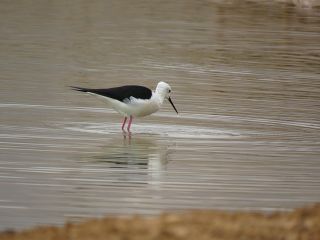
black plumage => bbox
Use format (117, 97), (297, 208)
(70, 85), (153, 102)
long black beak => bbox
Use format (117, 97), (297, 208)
(168, 97), (178, 114)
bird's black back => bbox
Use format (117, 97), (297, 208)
(70, 85), (153, 102)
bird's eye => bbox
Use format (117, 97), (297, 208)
(168, 89), (171, 93)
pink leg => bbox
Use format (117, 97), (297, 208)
(127, 116), (133, 132)
(121, 117), (127, 131)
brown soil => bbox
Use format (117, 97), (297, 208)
(1, 204), (320, 240)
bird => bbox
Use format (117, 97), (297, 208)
(70, 81), (178, 132)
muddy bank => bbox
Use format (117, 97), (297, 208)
(1, 204), (319, 240)
(276, 0), (320, 7)
(211, 0), (320, 8)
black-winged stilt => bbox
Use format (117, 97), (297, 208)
(70, 81), (178, 132)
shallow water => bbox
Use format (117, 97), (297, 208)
(1, 0), (320, 231)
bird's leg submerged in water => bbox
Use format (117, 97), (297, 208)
(121, 116), (133, 134)
(127, 116), (133, 132)
(121, 117), (127, 131)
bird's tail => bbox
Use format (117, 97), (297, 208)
(69, 86), (90, 93)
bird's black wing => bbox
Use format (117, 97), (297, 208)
(70, 85), (152, 102)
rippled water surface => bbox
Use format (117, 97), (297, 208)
(1, 0), (320, 231)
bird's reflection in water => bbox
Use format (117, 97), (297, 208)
(91, 135), (171, 186)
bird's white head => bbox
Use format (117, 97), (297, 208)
(155, 81), (178, 114)
(155, 81), (172, 99)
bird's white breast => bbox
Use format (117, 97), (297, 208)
(89, 91), (163, 117)
(126, 96), (161, 117)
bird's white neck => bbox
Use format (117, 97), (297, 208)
(152, 91), (166, 106)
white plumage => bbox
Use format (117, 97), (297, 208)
(71, 81), (178, 132)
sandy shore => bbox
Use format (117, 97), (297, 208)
(1, 204), (319, 240)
